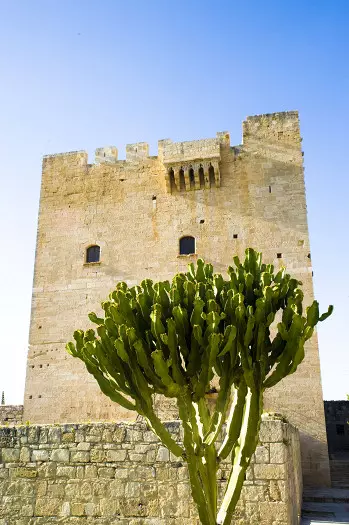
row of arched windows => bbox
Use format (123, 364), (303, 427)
(168, 166), (216, 192)
(84, 236), (196, 264)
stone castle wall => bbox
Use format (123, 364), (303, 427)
(0, 405), (23, 426)
(0, 419), (302, 524)
(23, 110), (330, 486)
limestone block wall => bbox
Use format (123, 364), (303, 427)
(0, 419), (301, 525)
(23, 110), (330, 486)
(0, 405), (23, 425)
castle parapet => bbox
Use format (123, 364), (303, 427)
(43, 150), (88, 169)
(95, 146), (118, 164)
(126, 142), (149, 161)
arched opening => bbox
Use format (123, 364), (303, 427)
(189, 167), (195, 190)
(179, 236), (195, 255)
(169, 168), (175, 192)
(179, 168), (185, 191)
(199, 166), (205, 189)
(86, 245), (100, 263)
(209, 164), (215, 187)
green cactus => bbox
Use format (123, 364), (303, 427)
(66, 248), (333, 525)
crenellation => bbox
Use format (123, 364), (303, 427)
(95, 146), (118, 164)
(125, 142), (150, 161)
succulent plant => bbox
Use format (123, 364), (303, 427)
(67, 248), (332, 525)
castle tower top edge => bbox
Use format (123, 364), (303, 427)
(41, 110), (299, 166)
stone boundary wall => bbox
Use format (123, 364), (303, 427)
(0, 418), (302, 525)
(0, 405), (23, 426)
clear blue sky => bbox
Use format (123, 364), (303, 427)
(0, 0), (348, 404)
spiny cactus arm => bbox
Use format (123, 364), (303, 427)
(218, 380), (248, 461)
(217, 385), (263, 525)
(177, 393), (216, 525)
(142, 408), (185, 458)
(84, 362), (137, 411)
(319, 304), (334, 321)
(197, 398), (218, 521)
(203, 367), (232, 446)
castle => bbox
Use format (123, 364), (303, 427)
(23, 110), (330, 488)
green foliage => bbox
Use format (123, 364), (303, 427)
(67, 248), (332, 525)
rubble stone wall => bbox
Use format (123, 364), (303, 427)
(0, 405), (23, 425)
(0, 419), (301, 525)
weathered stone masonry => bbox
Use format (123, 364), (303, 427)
(23, 110), (329, 486)
(0, 405), (23, 426)
(0, 419), (302, 524)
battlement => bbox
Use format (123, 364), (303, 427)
(42, 111), (300, 169)
(243, 110), (301, 144)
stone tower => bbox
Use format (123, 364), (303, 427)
(24, 111), (330, 486)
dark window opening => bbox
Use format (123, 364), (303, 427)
(200, 219), (205, 224)
(86, 245), (100, 263)
(277, 253), (282, 259)
(209, 165), (215, 187)
(199, 166), (205, 188)
(233, 234), (238, 239)
(152, 195), (157, 201)
(189, 168), (195, 190)
(278, 131), (284, 139)
(179, 169), (185, 191)
(336, 424), (345, 435)
(169, 168), (175, 192)
(307, 253), (311, 260)
(269, 185), (272, 193)
(38, 395), (42, 399)
(29, 395), (32, 399)
(180, 236), (195, 255)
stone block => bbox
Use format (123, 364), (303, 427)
(90, 448), (106, 462)
(31, 449), (49, 462)
(98, 467), (115, 478)
(84, 465), (97, 478)
(12, 467), (37, 479)
(56, 466), (76, 477)
(71, 502), (85, 516)
(254, 464), (286, 480)
(106, 449), (127, 462)
(259, 421), (284, 443)
(156, 447), (170, 462)
(110, 479), (125, 497)
(35, 497), (61, 516)
(1, 449), (20, 462)
(77, 442), (90, 451)
(60, 501), (71, 517)
(48, 427), (62, 443)
(269, 442), (286, 464)
(19, 447), (31, 462)
(51, 448), (70, 462)
(70, 451), (90, 463)
(62, 432), (75, 443)
(254, 445), (270, 464)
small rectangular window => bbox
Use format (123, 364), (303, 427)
(277, 253), (282, 259)
(233, 234), (238, 239)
